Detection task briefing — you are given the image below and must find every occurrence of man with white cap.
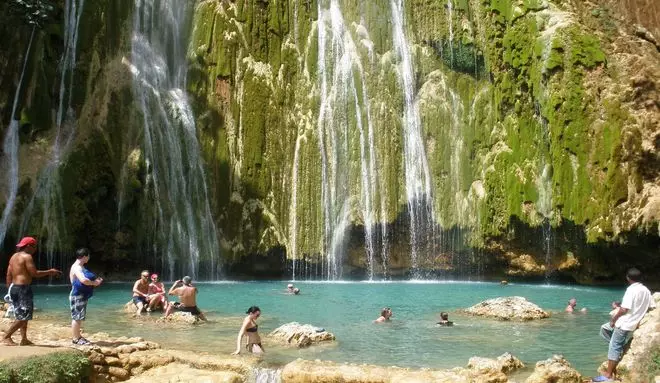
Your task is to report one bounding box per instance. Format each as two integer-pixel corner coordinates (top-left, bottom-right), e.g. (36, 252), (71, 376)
(3, 237), (61, 346)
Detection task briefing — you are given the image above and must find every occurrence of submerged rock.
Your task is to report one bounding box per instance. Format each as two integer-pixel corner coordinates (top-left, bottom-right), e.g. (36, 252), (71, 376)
(157, 312), (201, 325)
(281, 356), (522, 383)
(464, 296), (550, 321)
(525, 355), (582, 383)
(269, 322), (336, 348)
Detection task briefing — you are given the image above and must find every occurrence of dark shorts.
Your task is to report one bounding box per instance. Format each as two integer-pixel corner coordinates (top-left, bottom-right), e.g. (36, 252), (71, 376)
(176, 305), (201, 315)
(133, 296), (147, 306)
(70, 293), (88, 321)
(9, 285), (33, 321)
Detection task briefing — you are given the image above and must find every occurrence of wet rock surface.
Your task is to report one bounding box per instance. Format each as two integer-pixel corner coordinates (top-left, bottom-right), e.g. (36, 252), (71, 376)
(464, 297), (551, 321)
(268, 322), (336, 348)
(524, 355), (583, 383)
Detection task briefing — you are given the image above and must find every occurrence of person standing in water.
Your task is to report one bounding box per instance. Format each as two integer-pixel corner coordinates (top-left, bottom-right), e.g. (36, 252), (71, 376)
(164, 276), (206, 320)
(374, 307), (393, 323)
(232, 306), (264, 354)
(69, 248), (103, 345)
(565, 298), (587, 313)
(3, 237), (61, 346)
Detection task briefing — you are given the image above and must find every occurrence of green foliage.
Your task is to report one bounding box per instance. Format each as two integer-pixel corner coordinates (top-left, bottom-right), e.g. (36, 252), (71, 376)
(0, 351), (91, 383)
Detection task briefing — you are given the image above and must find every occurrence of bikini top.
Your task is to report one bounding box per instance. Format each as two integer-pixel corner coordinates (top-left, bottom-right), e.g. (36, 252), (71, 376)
(150, 283), (164, 294)
(246, 324), (258, 332)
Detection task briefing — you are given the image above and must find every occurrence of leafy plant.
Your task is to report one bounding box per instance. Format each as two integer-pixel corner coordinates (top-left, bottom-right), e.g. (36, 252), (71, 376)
(6, 0), (57, 27)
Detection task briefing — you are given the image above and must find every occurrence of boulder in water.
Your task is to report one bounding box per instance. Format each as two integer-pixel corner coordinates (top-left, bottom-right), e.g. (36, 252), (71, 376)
(269, 322), (335, 348)
(525, 355), (582, 383)
(158, 312), (201, 325)
(464, 296), (550, 321)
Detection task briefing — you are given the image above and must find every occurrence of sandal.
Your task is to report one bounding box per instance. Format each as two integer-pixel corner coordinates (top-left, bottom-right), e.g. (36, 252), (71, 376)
(72, 337), (91, 346)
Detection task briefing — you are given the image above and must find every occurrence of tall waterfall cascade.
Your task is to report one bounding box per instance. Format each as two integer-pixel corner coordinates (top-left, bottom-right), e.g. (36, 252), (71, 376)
(0, 27), (36, 248)
(17, 0), (85, 270)
(126, 0), (220, 280)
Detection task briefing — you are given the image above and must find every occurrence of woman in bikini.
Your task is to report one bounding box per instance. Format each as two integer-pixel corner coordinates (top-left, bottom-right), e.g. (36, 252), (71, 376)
(231, 306), (264, 354)
(147, 274), (167, 312)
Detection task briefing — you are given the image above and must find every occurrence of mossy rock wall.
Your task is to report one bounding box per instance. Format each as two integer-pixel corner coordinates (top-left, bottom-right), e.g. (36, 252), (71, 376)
(0, 0), (657, 281)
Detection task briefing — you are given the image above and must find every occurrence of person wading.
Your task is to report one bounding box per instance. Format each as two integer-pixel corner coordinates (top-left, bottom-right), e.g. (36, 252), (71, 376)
(3, 237), (61, 346)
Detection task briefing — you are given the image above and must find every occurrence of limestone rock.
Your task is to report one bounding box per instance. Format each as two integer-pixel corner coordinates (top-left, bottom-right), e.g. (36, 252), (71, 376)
(124, 363), (243, 383)
(467, 352), (524, 375)
(464, 297), (550, 321)
(280, 358), (516, 383)
(124, 301), (137, 313)
(269, 322), (336, 348)
(157, 312), (201, 325)
(525, 355), (582, 383)
(108, 366), (130, 381)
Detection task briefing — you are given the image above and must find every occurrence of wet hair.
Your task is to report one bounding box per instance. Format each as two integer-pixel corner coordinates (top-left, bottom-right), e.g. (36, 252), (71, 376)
(293, 288), (300, 295)
(568, 298), (577, 305)
(626, 268), (642, 282)
(76, 248), (90, 259)
(246, 306), (261, 314)
(381, 307), (391, 317)
(440, 312), (449, 320)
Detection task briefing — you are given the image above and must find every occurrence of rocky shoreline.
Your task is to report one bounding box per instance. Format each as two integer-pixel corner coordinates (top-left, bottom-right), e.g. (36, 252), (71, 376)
(1, 293), (658, 382)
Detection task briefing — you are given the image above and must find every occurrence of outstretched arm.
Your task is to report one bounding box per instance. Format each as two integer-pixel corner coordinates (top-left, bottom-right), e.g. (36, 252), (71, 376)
(168, 281), (182, 296)
(25, 255), (60, 279)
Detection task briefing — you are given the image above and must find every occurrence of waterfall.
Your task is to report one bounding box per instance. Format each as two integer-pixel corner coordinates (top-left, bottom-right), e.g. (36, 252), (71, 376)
(314, 0), (382, 280)
(253, 367), (281, 383)
(289, 134), (304, 280)
(447, 0), (454, 67)
(390, 0), (435, 277)
(128, 0), (220, 280)
(19, 0), (85, 270)
(0, 27), (36, 248)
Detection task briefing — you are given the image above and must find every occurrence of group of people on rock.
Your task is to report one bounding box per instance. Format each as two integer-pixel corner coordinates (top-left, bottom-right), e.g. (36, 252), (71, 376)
(129, 271), (206, 320)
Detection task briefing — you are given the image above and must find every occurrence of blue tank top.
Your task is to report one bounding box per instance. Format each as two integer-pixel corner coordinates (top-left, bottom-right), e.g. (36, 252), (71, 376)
(71, 267), (97, 299)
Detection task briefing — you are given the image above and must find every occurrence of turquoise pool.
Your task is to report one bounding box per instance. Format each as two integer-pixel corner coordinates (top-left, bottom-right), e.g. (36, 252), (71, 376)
(30, 281), (623, 375)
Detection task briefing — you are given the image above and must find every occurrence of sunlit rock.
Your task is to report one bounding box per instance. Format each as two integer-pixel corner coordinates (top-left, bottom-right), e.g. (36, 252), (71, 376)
(525, 355), (582, 383)
(464, 296), (550, 321)
(269, 322), (335, 348)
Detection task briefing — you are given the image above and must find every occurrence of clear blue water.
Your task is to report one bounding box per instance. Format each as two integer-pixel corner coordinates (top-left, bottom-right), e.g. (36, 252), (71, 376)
(31, 281), (622, 375)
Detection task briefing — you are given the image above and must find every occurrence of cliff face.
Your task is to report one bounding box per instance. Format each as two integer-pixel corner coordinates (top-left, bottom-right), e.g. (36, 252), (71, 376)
(0, 0), (658, 282)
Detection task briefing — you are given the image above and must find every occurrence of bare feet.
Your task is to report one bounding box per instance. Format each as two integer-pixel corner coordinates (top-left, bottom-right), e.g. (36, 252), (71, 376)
(2, 337), (17, 346)
(19, 339), (34, 346)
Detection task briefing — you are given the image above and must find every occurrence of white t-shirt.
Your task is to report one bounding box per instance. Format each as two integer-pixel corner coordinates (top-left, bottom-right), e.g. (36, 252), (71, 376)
(615, 282), (656, 331)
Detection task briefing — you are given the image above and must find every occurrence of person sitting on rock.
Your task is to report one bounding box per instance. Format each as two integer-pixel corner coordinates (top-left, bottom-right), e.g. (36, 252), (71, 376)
(594, 268), (655, 382)
(437, 312), (454, 326)
(565, 298), (587, 313)
(374, 307), (393, 323)
(147, 274), (167, 312)
(232, 306), (264, 354)
(132, 270), (151, 315)
(164, 276), (206, 321)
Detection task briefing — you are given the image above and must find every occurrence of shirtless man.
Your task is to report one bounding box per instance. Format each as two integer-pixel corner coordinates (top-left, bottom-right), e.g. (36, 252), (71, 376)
(132, 270), (150, 315)
(3, 237), (61, 346)
(164, 276), (206, 320)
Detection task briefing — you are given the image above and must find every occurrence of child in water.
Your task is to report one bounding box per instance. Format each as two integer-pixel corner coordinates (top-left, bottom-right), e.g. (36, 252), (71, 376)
(437, 312), (454, 326)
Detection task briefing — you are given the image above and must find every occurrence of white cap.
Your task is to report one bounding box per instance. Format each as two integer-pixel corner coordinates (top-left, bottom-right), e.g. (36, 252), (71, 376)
(287, 284), (294, 288)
